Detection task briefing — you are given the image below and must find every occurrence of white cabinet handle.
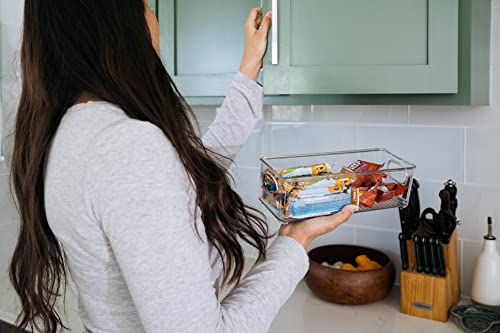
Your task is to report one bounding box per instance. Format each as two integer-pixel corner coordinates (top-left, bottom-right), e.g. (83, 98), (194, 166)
(272, 0), (278, 65)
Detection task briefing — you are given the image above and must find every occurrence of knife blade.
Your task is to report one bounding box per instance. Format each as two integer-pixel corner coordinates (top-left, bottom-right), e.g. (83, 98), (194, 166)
(422, 236), (431, 274)
(399, 232), (409, 270)
(398, 179), (421, 239)
(411, 179), (421, 233)
(414, 235), (423, 273)
(436, 238), (447, 277)
(438, 189), (457, 244)
(429, 237), (439, 275)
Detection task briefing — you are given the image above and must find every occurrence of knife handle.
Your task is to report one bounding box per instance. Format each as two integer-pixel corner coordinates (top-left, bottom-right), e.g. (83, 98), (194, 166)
(399, 233), (409, 270)
(414, 236), (423, 273)
(429, 238), (439, 275)
(422, 236), (431, 274)
(436, 238), (447, 277)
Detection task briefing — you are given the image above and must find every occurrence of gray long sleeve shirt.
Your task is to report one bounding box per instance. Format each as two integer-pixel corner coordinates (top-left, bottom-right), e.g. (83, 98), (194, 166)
(44, 72), (309, 333)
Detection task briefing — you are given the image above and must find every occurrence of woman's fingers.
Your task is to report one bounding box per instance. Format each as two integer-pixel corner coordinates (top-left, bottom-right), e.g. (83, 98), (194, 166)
(257, 12), (272, 37)
(256, 13), (263, 28)
(246, 7), (263, 29)
(239, 8), (272, 80)
(278, 205), (357, 250)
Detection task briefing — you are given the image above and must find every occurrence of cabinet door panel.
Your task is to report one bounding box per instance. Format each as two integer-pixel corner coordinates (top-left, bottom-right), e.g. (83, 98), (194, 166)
(264, 0), (458, 95)
(159, 0), (256, 96)
(291, 0), (428, 66)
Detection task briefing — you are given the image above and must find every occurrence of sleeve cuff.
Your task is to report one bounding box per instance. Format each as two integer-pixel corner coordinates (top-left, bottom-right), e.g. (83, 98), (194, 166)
(234, 71), (264, 100)
(271, 236), (310, 281)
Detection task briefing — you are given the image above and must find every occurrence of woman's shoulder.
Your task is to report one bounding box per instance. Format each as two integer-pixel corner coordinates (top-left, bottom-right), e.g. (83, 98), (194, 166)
(66, 102), (174, 154)
(61, 102), (181, 174)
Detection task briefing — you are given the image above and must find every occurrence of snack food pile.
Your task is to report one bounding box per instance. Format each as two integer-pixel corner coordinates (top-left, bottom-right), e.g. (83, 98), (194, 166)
(321, 255), (382, 271)
(262, 160), (407, 219)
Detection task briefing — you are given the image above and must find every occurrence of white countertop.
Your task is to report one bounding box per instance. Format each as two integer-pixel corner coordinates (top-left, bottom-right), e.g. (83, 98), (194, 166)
(269, 282), (461, 333)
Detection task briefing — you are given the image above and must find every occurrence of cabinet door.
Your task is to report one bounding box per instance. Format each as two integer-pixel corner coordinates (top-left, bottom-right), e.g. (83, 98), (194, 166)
(148, 0), (157, 15)
(263, 0), (458, 95)
(158, 0), (257, 97)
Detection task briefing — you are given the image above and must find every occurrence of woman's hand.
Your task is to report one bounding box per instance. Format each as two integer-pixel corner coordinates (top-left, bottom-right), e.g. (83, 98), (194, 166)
(279, 205), (358, 250)
(240, 8), (272, 81)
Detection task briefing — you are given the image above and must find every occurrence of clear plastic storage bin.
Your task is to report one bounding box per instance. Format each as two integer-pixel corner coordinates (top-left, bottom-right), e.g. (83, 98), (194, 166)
(259, 148), (416, 223)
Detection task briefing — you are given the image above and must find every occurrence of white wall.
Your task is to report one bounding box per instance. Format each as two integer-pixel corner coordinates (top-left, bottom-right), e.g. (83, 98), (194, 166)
(1, 0), (500, 329)
(0, 0), (23, 324)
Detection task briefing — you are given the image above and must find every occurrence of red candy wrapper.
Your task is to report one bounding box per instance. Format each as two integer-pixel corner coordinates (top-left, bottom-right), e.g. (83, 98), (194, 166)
(358, 181), (382, 208)
(345, 160), (387, 188)
(395, 184), (406, 196)
(376, 183), (407, 203)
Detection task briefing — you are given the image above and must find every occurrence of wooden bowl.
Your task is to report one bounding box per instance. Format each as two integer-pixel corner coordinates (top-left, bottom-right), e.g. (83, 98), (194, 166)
(305, 244), (396, 305)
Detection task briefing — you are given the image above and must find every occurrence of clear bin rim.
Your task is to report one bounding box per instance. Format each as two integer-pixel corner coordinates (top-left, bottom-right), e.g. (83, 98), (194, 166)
(260, 148), (416, 178)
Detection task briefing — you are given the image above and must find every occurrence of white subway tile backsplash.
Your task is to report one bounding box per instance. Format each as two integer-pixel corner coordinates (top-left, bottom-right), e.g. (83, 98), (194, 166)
(1, 77), (20, 163)
(461, 240), (481, 297)
(466, 127), (500, 185)
(416, 180), (447, 214)
(348, 208), (401, 231)
(0, 159), (7, 175)
(409, 105), (485, 127)
(0, 222), (16, 275)
(312, 105), (409, 124)
(0, 222), (19, 321)
(357, 125), (465, 182)
(454, 183), (500, 241)
(231, 166), (261, 208)
(0, 173), (17, 224)
(269, 123), (356, 156)
(1, 77), (21, 120)
(234, 121), (265, 168)
(266, 105), (311, 122)
(0, 24), (21, 78)
(0, 0), (23, 25)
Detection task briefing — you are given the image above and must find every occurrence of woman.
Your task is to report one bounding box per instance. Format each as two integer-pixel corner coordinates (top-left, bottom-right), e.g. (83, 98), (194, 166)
(9, 1), (356, 332)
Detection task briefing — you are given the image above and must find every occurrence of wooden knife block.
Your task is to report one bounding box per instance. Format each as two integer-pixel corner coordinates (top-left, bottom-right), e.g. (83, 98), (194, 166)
(400, 230), (460, 322)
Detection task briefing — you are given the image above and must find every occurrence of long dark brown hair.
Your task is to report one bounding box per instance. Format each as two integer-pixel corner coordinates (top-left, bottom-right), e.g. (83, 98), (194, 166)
(9, 1), (268, 332)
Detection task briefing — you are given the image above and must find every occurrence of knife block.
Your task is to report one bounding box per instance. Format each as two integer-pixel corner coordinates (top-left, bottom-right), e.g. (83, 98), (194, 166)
(400, 230), (460, 322)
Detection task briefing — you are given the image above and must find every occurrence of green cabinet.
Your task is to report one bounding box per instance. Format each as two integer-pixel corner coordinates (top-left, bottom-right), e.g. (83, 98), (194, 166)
(148, 0), (157, 15)
(263, 0), (458, 95)
(158, 0), (490, 105)
(158, 0), (259, 97)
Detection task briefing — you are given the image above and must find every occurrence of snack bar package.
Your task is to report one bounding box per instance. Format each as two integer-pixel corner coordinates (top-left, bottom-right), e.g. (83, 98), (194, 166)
(285, 188), (360, 218)
(277, 163), (334, 178)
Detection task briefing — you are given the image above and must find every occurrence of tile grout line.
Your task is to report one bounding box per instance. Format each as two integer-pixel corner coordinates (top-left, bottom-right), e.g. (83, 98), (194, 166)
(460, 240), (465, 296)
(353, 224), (400, 233)
(463, 128), (467, 184)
